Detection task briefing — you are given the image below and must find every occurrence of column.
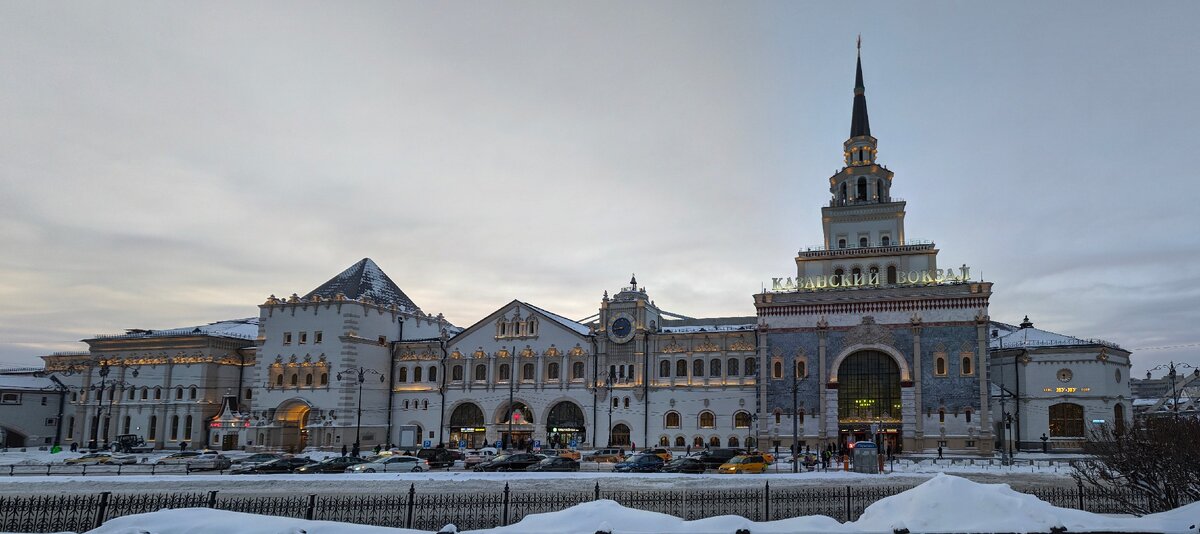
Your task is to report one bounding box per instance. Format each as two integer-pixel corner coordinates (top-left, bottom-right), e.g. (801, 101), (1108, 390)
(817, 326), (828, 440)
(975, 318), (993, 450)
(911, 321), (924, 445)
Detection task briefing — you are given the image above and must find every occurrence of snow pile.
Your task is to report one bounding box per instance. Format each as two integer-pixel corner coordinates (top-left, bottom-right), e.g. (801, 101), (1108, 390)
(86, 508), (428, 534)
(484, 500), (850, 534)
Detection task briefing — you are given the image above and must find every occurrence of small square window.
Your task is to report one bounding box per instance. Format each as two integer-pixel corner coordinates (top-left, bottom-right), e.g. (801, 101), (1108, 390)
(283, 332), (293, 345)
(937, 440), (947, 447)
(1, 393), (20, 404)
(314, 331), (323, 344)
(965, 440), (976, 448)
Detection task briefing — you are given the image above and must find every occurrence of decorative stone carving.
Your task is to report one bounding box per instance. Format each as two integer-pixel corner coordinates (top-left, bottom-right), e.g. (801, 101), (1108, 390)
(730, 340), (755, 351)
(694, 341), (720, 352)
(843, 316), (896, 348)
(662, 340), (686, 353)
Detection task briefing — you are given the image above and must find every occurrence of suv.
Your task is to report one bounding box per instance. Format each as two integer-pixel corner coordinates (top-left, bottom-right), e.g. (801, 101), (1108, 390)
(113, 434), (153, 453)
(697, 448), (746, 469)
(585, 448), (625, 463)
(415, 448), (457, 469)
(155, 450), (232, 471)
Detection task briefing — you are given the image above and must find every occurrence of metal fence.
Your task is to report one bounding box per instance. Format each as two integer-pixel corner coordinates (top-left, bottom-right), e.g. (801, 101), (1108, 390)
(0, 483), (1182, 533)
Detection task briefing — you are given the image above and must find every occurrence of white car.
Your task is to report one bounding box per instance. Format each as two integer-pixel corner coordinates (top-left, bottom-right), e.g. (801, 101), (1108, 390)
(63, 452), (138, 465)
(346, 455), (429, 473)
(155, 450), (232, 471)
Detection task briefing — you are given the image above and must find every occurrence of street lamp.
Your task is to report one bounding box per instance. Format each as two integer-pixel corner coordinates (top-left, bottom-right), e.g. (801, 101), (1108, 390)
(790, 370), (806, 473)
(749, 413), (758, 452)
(336, 367), (384, 456)
(1148, 362), (1196, 420)
(604, 373), (615, 447)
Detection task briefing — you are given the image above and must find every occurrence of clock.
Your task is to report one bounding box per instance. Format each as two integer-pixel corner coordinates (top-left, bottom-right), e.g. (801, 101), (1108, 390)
(608, 313), (635, 344)
(1057, 368), (1073, 383)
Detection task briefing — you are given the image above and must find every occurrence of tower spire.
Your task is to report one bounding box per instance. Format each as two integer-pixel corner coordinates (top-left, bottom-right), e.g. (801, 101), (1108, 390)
(850, 37), (871, 138)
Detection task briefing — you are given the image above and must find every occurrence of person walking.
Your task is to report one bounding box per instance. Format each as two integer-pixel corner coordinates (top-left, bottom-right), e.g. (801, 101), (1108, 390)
(937, 445), (943, 459)
(179, 441), (188, 452)
(341, 444), (348, 457)
(351, 442), (360, 458)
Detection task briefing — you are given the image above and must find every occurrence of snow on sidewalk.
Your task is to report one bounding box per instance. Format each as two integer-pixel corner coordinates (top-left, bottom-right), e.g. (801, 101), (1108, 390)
(66, 474), (1199, 534)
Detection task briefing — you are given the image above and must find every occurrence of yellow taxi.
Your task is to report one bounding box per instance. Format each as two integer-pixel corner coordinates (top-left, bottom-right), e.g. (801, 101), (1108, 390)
(640, 448), (673, 462)
(718, 454), (769, 474)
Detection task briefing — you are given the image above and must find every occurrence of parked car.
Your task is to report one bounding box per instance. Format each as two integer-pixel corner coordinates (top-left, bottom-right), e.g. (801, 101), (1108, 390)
(526, 456), (580, 472)
(294, 456), (368, 474)
(613, 453), (665, 473)
(415, 448), (457, 469)
(463, 450), (496, 468)
(583, 448), (625, 463)
(112, 434), (153, 453)
(697, 448), (746, 469)
(231, 457), (316, 474)
(347, 455), (429, 473)
(64, 452), (137, 465)
(660, 457), (707, 474)
(154, 450), (232, 471)
(557, 449), (582, 461)
(639, 448), (673, 462)
(231, 453), (286, 468)
(473, 453), (543, 472)
(718, 454), (769, 474)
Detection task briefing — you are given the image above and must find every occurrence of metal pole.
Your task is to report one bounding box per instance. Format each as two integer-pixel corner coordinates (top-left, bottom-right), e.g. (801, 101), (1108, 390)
(508, 346), (514, 449)
(355, 369), (364, 452)
(792, 374), (799, 473)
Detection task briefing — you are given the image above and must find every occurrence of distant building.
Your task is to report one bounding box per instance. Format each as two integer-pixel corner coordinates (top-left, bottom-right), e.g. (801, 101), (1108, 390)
(0, 371), (63, 448)
(1130, 367), (1200, 419)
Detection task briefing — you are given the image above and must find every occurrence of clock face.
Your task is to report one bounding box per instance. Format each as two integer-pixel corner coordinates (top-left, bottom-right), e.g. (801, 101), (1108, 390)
(608, 314), (635, 344)
(1057, 368), (1073, 383)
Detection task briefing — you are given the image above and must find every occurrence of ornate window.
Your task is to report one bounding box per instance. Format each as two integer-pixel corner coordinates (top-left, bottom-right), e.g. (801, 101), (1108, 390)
(935, 355), (947, 376)
(961, 353), (973, 376)
(659, 435), (669, 446)
(859, 237), (868, 248)
(175, 387), (183, 400)
(659, 360), (670, 378)
(699, 411), (715, 428)
(665, 411), (681, 428)
(305, 374), (313, 386)
(1049, 403), (1084, 437)
(320, 373), (328, 386)
(289, 374), (298, 387)
(772, 360), (783, 379)
(882, 235), (891, 246)
(709, 436), (721, 447)
(795, 359), (807, 378)
(572, 361), (585, 380)
(474, 364), (486, 382)
(693, 359), (704, 377)
(734, 411), (751, 428)
(398, 367), (408, 383)
(623, 397), (630, 408)
(833, 268), (845, 284)
(838, 351), (902, 423)
(745, 357), (755, 376)
(727, 358), (739, 376)
(452, 365), (464, 381)
(274, 376), (282, 388)
(499, 364), (510, 381)
(710, 358), (721, 377)
(729, 436), (740, 447)
(189, 386), (197, 400)
(676, 360), (687, 377)
(887, 265), (897, 284)
(675, 436), (685, 447)
(428, 366), (437, 382)
(693, 436), (704, 448)
(414, 366), (423, 382)
(548, 362), (560, 380)
(521, 363), (534, 381)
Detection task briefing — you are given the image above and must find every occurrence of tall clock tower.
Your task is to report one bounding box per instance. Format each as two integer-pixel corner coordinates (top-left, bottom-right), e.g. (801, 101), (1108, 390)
(596, 275), (661, 447)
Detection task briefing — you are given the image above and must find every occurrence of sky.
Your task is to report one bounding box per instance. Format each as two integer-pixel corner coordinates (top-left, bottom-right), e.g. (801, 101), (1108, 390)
(1, 1), (1198, 376)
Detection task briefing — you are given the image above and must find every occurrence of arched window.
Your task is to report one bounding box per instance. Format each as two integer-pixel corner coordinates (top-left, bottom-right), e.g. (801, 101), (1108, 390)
(422, 400), (428, 410)
(728, 436), (739, 447)
(475, 364), (487, 381)
(154, 387), (162, 400)
(869, 266), (879, 284)
(189, 386), (197, 400)
(1114, 403), (1126, 434)
(935, 356), (947, 376)
(882, 236), (891, 246)
(961, 355), (973, 375)
(693, 359), (704, 377)
(170, 415), (179, 440)
(856, 176), (867, 200)
(122, 416), (131, 434)
(838, 238), (847, 249)
(839, 182), (847, 203)
(938, 408), (946, 423)
(693, 436), (704, 448)
(128, 388), (135, 401)
(727, 358), (739, 376)
(659, 435), (669, 446)
(305, 374), (313, 386)
(676, 360), (688, 377)
(612, 397), (619, 408)
(413, 366), (423, 382)
(965, 408), (973, 423)
(773, 408), (782, 424)
(499, 364), (510, 381)
(184, 415), (192, 440)
(320, 373), (328, 386)
(623, 397), (630, 408)
(175, 387), (183, 400)
(710, 358), (721, 377)
(148, 415), (157, 440)
(452, 365), (464, 381)
(675, 436), (685, 447)
(859, 237), (868, 248)
(851, 267), (862, 282)
(428, 366), (437, 382)
(659, 360), (670, 378)
(773, 360), (783, 379)
(734, 411), (751, 428)
(834, 268), (845, 284)
(876, 178), (884, 199)
(572, 361), (585, 379)
(548, 362), (560, 380)
(398, 367), (408, 383)
(665, 411), (681, 428)
(745, 358), (755, 376)
(795, 360), (806, 378)
(887, 265), (897, 284)
(610, 424), (630, 446)
(274, 375), (283, 387)
(709, 436), (721, 447)
(699, 411), (715, 428)
(799, 409), (806, 424)
(290, 374), (298, 387)
(404, 400), (410, 409)
(1049, 403), (1085, 437)
(522, 363), (534, 381)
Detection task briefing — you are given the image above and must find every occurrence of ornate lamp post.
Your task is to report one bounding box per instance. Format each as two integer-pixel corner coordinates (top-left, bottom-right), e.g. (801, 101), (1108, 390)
(336, 367), (384, 456)
(605, 373), (615, 447)
(1148, 362), (1196, 420)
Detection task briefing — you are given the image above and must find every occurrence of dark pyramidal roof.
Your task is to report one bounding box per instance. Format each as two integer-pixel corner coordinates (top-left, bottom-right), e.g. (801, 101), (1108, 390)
(850, 52), (871, 138)
(303, 258), (420, 312)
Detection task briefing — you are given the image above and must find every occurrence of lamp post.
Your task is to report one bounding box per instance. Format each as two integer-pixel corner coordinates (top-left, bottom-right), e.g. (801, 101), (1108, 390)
(336, 366), (384, 456)
(790, 370), (806, 473)
(1148, 362), (1196, 420)
(749, 413), (758, 452)
(604, 373), (615, 447)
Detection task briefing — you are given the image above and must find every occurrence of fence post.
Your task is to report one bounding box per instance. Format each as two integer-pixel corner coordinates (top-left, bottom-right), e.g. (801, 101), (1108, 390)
(845, 486), (851, 522)
(305, 494), (316, 521)
(763, 481), (770, 521)
(405, 483), (416, 529)
(9, 465), (12, 476)
(207, 490), (218, 509)
(94, 491), (111, 529)
(1076, 481), (1084, 511)
(594, 481), (600, 501)
(502, 482), (511, 527)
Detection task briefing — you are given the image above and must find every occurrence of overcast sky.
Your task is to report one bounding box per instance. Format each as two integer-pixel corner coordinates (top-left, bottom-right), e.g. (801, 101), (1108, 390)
(2, 2), (1197, 376)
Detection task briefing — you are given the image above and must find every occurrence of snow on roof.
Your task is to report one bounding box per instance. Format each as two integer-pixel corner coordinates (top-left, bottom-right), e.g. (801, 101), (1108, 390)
(522, 302), (592, 336)
(989, 321), (1121, 350)
(0, 374), (56, 391)
(90, 318), (259, 342)
(303, 258), (420, 312)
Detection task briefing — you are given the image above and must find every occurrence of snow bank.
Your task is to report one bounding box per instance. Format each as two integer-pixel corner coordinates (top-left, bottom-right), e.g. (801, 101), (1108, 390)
(85, 508), (428, 534)
(476, 500), (851, 534)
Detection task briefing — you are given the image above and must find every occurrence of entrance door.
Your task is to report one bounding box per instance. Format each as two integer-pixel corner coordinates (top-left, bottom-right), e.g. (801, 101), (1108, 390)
(221, 433), (239, 451)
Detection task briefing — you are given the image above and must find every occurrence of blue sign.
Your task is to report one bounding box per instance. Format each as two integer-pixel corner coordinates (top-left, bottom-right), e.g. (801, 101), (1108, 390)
(423, 440), (431, 448)
(459, 440), (467, 449)
(495, 440), (502, 449)
(532, 440), (541, 450)
(569, 439), (578, 449)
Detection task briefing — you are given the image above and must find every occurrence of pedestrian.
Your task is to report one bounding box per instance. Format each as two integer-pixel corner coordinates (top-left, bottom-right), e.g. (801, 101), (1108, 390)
(179, 441), (187, 452)
(351, 443), (360, 458)
(374, 444), (382, 455)
(686, 444), (691, 456)
(341, 444), (348, 457)
(937, 445), (943, 459)
(70, 442), (78, 453)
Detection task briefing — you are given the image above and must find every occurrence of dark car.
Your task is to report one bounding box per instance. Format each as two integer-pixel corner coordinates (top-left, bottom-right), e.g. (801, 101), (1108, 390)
(697, 448), (746, 470)
(231, 457), (315, 474)
(613, 453), (665, 473)
(660, 457), (707, 474)
(294, 456), (368, 474)
(473, 453), (543, 472)
(526, 456), (580, 472)
(415, 448), (458, 469)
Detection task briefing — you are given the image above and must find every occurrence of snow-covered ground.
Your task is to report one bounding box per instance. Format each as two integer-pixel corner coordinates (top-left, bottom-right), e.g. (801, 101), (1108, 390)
(42, 475), (1199, 534)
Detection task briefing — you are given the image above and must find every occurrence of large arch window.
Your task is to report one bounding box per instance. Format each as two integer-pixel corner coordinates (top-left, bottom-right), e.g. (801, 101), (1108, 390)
(734, 411), (751, 428)
(699, 411), (715, 428)
(546, 401), (586, 445)
(500, 402), (533, 425)
(1049, 403), (1084, 437)
(837, 351), (902, 422)
(665, 411), (681, 428)
(450, 403), (485, 427)
(610, 424), (630, 446)
(676, 360), (688, 377)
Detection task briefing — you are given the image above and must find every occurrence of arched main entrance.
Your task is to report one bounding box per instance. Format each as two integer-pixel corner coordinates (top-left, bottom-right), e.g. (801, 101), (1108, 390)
(275, 399), (312, 453)
(1, 426), (26, 448)
(837, 350), (902, 451)
(449, 403), (486, 448)
(496, 402), (534, 449)
(546, 401), (586, 448)
(610, 423), (630, 447)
